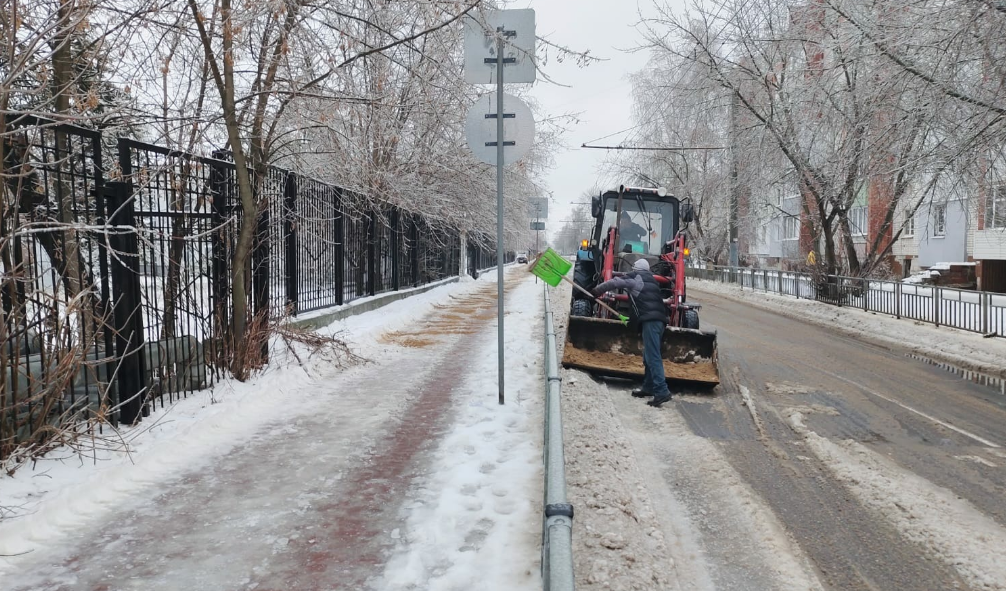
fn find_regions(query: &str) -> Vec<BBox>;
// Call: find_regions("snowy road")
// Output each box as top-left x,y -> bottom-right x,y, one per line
0,269 -> 544,591
554,282 -> 1006,591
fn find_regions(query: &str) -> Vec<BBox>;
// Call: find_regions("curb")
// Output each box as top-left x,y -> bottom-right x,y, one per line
542,285 -> 575,591
289,277 -> 460,331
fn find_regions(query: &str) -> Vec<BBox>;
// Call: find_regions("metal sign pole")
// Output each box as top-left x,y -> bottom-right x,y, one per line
534,227 -> 539,284
496,29 -> 505,406
464,10 -> 535,407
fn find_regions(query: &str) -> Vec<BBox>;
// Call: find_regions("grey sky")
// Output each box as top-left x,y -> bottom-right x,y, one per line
525,0 -> 669,239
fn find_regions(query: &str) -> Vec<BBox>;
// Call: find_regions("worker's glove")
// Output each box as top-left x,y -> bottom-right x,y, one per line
591,287 -> 603,297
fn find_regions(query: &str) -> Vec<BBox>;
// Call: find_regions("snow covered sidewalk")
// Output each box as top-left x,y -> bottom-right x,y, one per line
0,269 -> 544,591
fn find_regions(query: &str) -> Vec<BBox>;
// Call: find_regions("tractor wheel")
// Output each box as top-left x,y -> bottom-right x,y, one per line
683,309 -> 700,330
571,299 -> 593,317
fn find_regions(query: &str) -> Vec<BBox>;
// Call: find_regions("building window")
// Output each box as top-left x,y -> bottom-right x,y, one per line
849,206 -> 867,236
934,204 -> 946,237
903,212 -> 915,237
990,186 -> 1006,229
783,215 -> 799,240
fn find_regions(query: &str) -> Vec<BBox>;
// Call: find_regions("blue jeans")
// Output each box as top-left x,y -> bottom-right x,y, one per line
641,321 -> 670,398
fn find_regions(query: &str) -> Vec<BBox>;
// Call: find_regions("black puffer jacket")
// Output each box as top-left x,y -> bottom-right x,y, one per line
592,271 -> 668,324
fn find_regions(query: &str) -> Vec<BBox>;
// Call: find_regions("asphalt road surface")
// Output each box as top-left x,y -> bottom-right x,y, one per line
559,284 -> 1006,591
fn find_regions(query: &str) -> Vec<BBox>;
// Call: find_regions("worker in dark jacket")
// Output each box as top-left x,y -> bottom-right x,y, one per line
592,258 -> 673,407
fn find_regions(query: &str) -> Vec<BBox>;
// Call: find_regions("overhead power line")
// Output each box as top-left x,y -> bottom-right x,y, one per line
581,144 -> 727,151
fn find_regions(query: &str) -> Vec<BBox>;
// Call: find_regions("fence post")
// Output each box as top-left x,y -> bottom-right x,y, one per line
982,292 -> 989,334
896,281 -> 902,319
411,218 -> 420,287
104,181 -> 147,425
863,279 -> 870,312
392,207 -> 401,291
253,185 -> 270,363
934,287 -> 941,328
334,188 -> 345,305
208,155 -> 231,366
284,172 -> 298,313
367,209 -> 376,296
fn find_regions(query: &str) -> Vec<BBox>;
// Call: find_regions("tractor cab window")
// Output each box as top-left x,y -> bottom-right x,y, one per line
602,198 -> 677,255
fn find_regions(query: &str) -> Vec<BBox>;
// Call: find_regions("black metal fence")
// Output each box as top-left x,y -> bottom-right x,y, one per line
1,115 -> 112,459
687,265 -> 1006,336
1,116 -> 501,459
265,174 -> 468,316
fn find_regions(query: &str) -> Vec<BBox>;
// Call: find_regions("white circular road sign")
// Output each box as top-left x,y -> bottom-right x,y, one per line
465,93 -> 535,166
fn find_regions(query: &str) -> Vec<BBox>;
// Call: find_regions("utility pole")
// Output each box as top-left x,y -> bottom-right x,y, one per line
729,90 -> 740,268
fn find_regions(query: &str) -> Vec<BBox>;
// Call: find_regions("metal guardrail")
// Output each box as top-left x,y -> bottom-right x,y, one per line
542,285 -> 575,591
687,265 -> 1006,336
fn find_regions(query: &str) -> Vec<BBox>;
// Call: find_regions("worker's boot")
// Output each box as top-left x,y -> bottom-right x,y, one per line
647,394 -> 674,408
631,389 -> 651,398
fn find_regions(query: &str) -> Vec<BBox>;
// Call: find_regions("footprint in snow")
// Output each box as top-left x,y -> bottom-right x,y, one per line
458,518 -> 495,552
493,498 -> 516,515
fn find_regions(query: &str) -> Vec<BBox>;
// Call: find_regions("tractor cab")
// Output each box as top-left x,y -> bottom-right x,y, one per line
595,187 -> 681,257
575,186 -> 694,287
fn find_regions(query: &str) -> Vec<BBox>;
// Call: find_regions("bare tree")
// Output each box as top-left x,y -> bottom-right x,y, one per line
639,0 -> 961,276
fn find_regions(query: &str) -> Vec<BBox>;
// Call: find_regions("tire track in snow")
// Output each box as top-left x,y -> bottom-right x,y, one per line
614,392 -> 826,591
786,410 -> 1006,591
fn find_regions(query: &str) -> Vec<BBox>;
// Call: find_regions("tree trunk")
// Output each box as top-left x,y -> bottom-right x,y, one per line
822,220 -> 838,276
51,0 -> 100,345
839,214 -> 862,276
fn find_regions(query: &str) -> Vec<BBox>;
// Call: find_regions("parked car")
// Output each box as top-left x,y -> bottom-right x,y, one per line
516,255 -> 528,264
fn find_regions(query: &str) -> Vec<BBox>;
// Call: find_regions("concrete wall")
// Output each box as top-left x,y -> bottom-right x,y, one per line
918,200 -> 969,267
764,196 -> 803,264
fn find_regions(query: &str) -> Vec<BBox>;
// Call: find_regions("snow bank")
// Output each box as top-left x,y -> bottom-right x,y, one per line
903,270 -> 938,284
929,261 -> 976,271
374,274 -> 544,591
690,279 -> 1006,379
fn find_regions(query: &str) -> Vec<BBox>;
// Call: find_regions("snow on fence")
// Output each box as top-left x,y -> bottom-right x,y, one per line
687,266 -> 1006,336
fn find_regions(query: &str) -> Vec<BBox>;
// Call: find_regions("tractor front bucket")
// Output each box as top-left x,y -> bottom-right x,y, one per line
562,317 -> 720,387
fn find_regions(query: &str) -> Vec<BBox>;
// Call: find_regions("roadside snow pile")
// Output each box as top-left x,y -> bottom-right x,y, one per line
0,275 -> 494,557
903,269 -> 939,284
548,283 -> 679,591
902,261 -> 976,284
374,274 -> 544,591
690,279 -> 1006,379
